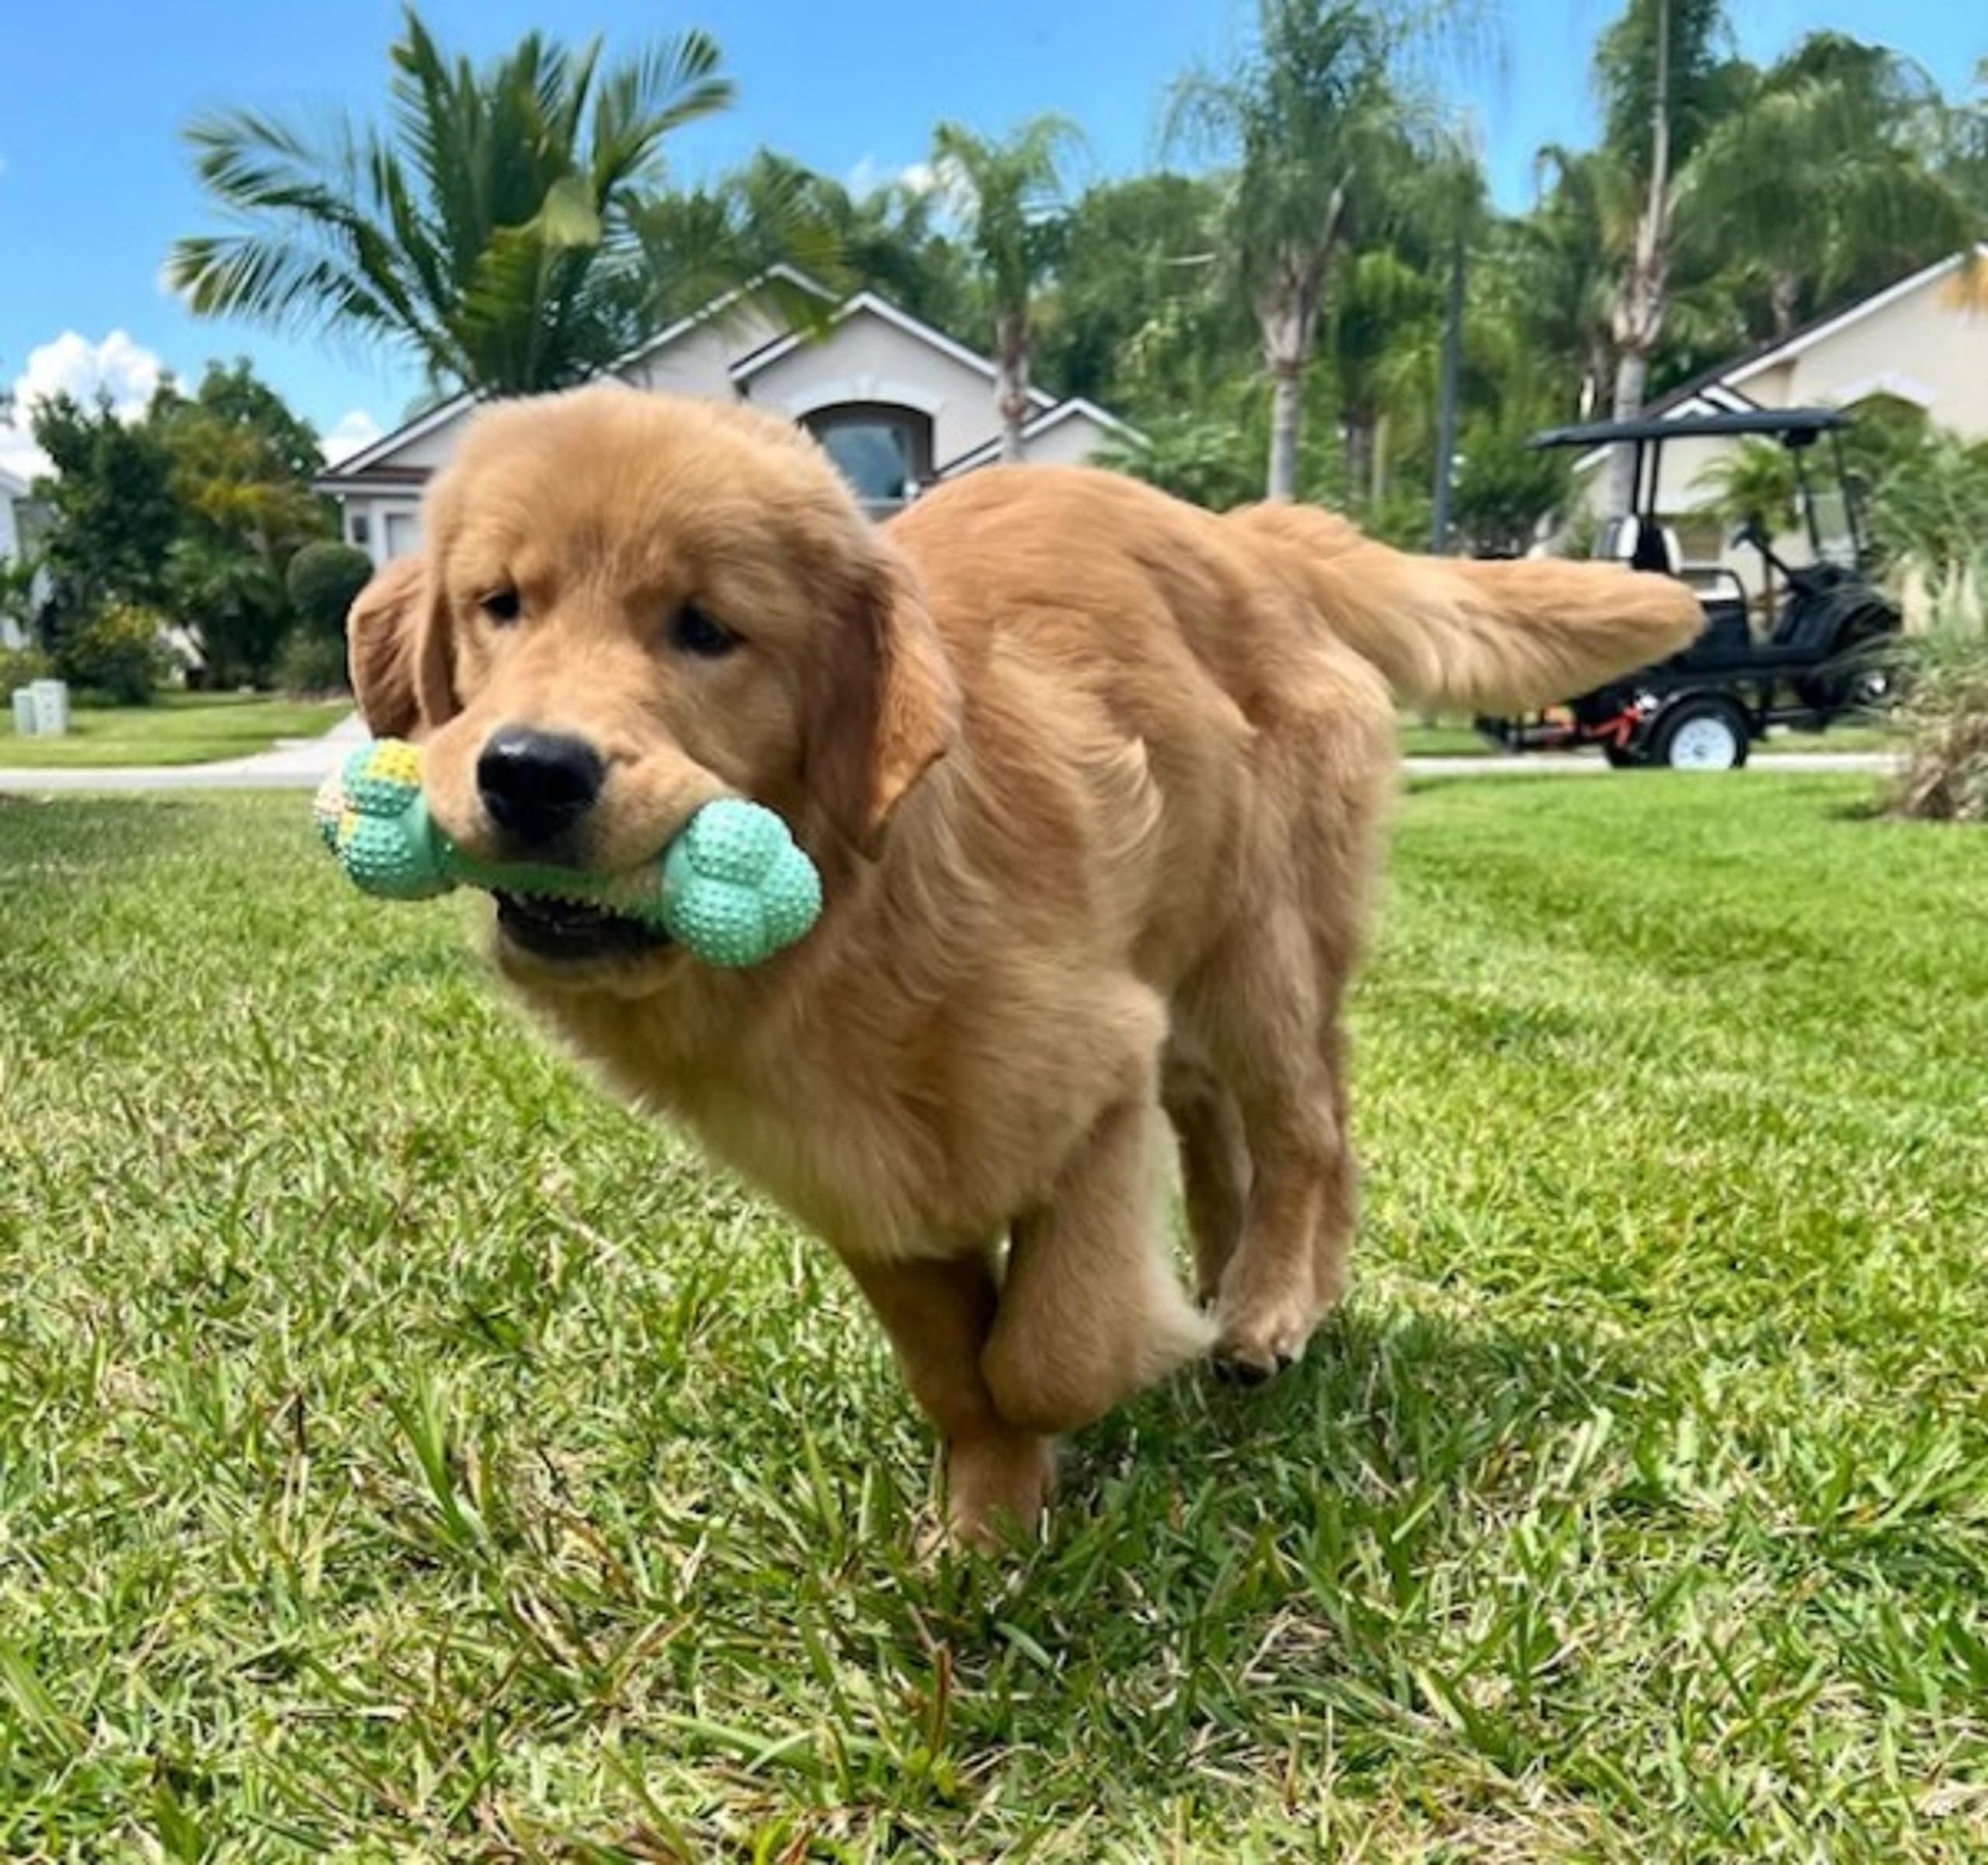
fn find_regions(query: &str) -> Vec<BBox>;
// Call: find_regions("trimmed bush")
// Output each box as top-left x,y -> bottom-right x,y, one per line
276,627 -> 353,696
287,542 -> 374,641
57,604 -> 169,704
0,642 -> 53,698
1891,623 -> 1988,823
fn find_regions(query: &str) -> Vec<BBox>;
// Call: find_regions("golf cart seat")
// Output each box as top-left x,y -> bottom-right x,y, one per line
1598,514 -> 1678,578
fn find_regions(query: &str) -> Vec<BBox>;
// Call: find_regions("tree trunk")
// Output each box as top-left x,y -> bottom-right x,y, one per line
1343,413 -> 1375,509
1607,347 -> 1650,517
1607,0 -> 1672,519
1770,271 -> 1800,339
995,310 -> 1030,464
1430,234 -> 1466,554
1259,266 -> 1321,504
1267,361 -> 1305,503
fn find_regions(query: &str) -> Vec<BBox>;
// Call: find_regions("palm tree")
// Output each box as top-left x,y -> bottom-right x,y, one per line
166,9 -> 735,397
1690,437 -> 1800,540
930,116 -> 1083,463
1678,36 -> 1981,340
1519,148 -> 1627,422
1166,2 -> 1448,502
1587,0 -> 1744,513
623,152 -> 850,335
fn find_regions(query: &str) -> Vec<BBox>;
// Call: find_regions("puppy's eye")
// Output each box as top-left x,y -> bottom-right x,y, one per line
478,586 -> 522,625
671,604 -> 739,658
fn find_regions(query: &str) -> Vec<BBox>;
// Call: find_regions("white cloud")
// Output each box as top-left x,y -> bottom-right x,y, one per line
0,424 -> 47,487
846,155 -> 943,201
321,407 -> 383,465
1,329 -> 171,485
12,329 -> 166,424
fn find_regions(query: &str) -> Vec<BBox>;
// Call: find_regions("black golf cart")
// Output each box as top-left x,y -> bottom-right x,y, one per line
1474,406 -> 1899,769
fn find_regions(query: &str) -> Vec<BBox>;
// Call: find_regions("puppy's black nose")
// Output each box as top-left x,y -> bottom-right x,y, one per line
476,728 -> 605,849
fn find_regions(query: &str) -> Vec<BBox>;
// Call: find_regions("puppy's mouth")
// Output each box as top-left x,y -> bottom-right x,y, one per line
493,891 -> 672,964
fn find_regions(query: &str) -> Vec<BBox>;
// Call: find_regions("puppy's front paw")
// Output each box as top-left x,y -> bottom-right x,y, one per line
1211,1285 -> 1322,1384
941,1429 -> 1056,1551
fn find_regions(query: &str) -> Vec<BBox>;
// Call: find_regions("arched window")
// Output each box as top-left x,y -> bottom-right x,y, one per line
803,404 -> 933,518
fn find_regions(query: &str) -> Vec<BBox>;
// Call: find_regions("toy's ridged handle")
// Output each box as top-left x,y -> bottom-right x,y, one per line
315,740 -> 822,968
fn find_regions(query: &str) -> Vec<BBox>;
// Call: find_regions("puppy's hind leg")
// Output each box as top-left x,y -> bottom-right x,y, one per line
1195,916 -> 1357,1384
1163,1052 -> 1252,1308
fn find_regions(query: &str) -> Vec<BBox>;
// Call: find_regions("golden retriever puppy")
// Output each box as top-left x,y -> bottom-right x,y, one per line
347,384 -> 1698,1544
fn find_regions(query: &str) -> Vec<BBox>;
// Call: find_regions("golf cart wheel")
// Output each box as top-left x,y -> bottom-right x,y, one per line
1650,698 -> 1750,771
1603,743 -> 1642,769
1844,664 -> 1895,711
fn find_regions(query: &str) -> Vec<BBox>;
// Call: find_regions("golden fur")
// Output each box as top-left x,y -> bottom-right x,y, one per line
349,384 -> 1701,1543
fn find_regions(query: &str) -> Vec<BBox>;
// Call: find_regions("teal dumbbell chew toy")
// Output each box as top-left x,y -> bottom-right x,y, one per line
314,739 -> 822,968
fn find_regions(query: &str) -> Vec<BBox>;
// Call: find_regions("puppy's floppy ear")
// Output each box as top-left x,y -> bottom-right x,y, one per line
805,548 -> 961,856
346,555 -> 457,740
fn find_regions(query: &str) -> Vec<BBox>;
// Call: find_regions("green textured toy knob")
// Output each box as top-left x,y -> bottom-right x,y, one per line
661,799 -> 825,968
314,740 -> 822,968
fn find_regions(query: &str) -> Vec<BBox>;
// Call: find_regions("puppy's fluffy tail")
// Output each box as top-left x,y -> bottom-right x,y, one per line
1225,503 -> 1704,714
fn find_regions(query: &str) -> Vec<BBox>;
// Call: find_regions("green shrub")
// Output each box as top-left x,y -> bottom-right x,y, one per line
286,542 -> 374,640
0,641 -> 53,698
1890,618 -> 1988,823
276,627 -> 353,696
56,603 -> 169,704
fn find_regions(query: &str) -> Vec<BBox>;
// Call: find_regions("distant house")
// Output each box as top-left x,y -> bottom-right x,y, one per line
315,269 -> 1137,565
1568,245 -> 1988,575
0,464 -> 47,652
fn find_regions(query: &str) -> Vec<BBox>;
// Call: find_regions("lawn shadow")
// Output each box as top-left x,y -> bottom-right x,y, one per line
1076,1295 -> 1641,1516
937,1294 -> 1653,1675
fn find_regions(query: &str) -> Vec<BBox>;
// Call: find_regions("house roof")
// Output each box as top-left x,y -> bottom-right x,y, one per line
727,291 -> 1058,413
1569,245 -> 1987,477
321,263 -> 837,483
613,263 -> 833,377
1643,245 -> 1986,423
936,398 -> 1140,477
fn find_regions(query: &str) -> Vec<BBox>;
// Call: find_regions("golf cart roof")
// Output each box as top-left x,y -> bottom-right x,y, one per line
1529,406 -> 1851,450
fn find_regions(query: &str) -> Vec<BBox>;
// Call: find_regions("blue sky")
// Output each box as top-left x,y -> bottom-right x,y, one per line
0,0 -> 1979,478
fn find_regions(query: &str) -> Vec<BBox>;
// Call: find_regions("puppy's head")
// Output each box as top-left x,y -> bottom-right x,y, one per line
346,384 -> 959,991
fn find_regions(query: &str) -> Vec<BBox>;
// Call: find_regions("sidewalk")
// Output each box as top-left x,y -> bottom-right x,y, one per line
0,722 -> 1901,794
0,711 -> 368,794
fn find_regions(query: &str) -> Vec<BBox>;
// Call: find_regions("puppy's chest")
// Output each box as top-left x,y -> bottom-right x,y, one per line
554,982 -> 1118,1262
563,995 -> 974,1255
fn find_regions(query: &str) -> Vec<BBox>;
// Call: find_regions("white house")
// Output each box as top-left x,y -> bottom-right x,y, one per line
1569,245 -> 1988,575
315,269 -> 1138,564
0,464 -> 44,651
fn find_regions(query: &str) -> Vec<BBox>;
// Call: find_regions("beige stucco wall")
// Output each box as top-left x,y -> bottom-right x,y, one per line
620,309 -> 777,400
389,408 -> 478,471
1020,412 -> 1117,469
742,309 -> 1004,469
342,492 -> 425,568
1750,273 -> 1988,436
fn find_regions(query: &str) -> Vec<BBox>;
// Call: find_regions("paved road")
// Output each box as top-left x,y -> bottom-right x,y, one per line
1404,749 -> 1901,776
0,718 -> 1900,794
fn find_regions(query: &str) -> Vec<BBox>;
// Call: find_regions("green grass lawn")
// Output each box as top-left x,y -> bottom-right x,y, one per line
2,776 -> 1983,1859
0,692 -> 347,769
